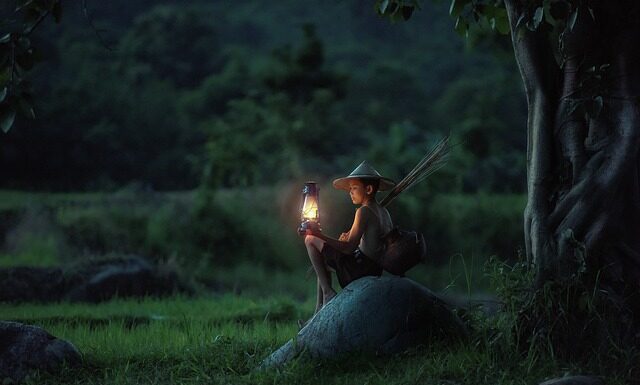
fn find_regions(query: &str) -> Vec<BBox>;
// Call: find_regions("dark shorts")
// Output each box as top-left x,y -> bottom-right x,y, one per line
321,244 -> 383,289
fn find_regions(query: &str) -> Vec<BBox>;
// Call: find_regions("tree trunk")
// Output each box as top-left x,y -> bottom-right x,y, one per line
504,1 -> 640,299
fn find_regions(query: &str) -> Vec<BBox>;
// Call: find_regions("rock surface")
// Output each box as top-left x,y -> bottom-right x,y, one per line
0,256 -> 190,303
261,276 -> 468,368
0,321 -> 81,382
539,376 -> 604,385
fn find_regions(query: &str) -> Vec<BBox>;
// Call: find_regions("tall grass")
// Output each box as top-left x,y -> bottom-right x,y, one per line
2,294 -> 625,385
2,253 -> 635,385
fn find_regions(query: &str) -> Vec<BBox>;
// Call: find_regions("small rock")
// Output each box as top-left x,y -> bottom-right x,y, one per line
0,321 -> 81,383
261,276 -> 468,368
539,375 -> 604,385
64,256 -> 184,302
0,267 -> 64,302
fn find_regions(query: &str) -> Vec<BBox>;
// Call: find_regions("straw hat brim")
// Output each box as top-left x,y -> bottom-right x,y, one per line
332,175 -> 396,191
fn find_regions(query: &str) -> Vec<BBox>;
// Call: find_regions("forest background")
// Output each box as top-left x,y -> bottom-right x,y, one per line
6,1 -> 622,383
0,0 -> 528,299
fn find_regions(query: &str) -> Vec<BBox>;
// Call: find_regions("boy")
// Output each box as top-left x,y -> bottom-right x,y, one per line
304,161 -> 395,314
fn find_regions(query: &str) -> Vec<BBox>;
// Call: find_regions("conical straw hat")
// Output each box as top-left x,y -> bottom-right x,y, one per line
332,161 -> 395,191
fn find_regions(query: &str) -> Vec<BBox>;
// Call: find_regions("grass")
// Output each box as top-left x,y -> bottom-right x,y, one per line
0,294 -> 627,385
0,190 -> 631,384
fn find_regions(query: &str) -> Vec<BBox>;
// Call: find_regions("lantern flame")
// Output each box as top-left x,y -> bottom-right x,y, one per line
301,195 -> 319,221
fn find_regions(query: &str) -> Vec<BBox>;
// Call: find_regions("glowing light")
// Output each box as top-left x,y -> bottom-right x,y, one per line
301,195 -> 319,221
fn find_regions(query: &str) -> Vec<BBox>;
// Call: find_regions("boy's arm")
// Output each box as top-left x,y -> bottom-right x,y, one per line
310,207 -> 368,254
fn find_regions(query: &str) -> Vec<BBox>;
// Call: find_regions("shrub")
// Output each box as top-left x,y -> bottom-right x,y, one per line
392,193 -> 526,264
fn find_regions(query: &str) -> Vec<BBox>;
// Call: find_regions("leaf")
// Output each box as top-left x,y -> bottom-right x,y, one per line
449,0 -> 463,16
494,11 -> 510,34
454,17 -> 468,37
532,7 -> 544,29
0,87 -> 6,103
588,7 -> 595,20
390,4 -> 405,22
378,0 -> 399,19
515,13 -> 526,30
0,104 -> 16,133
378,0 -> 390,14
568,7 -> 578,31
0,34 -> 11,44
543,0 -> 558,26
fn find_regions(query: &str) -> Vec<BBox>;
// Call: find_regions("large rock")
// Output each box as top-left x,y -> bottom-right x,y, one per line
0,321 -> 81,382
0,256 -> 191,303
261,276 -> 468,368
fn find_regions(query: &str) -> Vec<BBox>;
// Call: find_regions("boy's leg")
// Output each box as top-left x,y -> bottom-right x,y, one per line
305,235 -> 336,305
315,279 -> 323,313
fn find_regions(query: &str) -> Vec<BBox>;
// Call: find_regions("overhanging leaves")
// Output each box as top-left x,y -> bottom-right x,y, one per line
0,104 -> 16,133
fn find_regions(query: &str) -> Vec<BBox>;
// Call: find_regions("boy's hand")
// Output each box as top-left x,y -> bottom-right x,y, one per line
339,232 -> 349,241
305,227 -> 322,237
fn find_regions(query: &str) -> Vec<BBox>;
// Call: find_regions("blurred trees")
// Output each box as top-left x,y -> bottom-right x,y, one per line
202,25 -> 350,187
0,0 -> 526,194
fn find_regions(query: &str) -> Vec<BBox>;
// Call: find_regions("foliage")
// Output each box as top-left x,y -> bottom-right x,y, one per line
201,25 -> 350,188
391,192 -> 526,264
0,188 -> 528,294
1,0 -> 526,193
485,253 -> 640,379
0,0 -> 61,133
117,5 -> 222,88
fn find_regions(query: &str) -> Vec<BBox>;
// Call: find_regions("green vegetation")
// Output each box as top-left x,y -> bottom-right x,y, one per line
1,189 -> 635,384
0,188 -> 524,293
1,0 -> 526,193
0,260 -> 630,385
5,1 -> 632,383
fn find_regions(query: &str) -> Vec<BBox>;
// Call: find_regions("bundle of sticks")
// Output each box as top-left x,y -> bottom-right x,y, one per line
380,134 -> 451,208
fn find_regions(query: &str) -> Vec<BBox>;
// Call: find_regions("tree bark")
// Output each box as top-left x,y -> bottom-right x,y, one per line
504,0 -> 640,296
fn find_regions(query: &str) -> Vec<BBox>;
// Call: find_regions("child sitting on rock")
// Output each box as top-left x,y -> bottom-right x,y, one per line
304,161 -> 395,314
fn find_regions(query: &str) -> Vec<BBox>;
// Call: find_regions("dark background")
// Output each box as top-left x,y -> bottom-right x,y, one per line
1,0 -> 528,292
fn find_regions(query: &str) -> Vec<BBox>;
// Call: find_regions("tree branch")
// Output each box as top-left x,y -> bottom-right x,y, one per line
81,0 -> 114,51
24,9 -> 50,36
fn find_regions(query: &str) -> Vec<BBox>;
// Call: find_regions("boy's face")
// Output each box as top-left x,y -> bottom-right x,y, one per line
349,179 -> 369,205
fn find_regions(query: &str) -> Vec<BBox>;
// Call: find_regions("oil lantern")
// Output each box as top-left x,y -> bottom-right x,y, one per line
298,181 -> 321,234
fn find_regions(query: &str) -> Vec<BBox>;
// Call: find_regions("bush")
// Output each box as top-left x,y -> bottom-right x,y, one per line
484,253 -> 640,380
57,206 -> 149,255
391,193 -> 526,264
2,189 -> 527,290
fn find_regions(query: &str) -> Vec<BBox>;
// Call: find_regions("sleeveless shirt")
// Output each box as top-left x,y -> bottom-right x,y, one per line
358,204 -> 393,260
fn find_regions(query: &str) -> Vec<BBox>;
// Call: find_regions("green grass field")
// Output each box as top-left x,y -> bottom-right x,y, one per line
0,190 -> 632,384
1,294 -> 627,385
